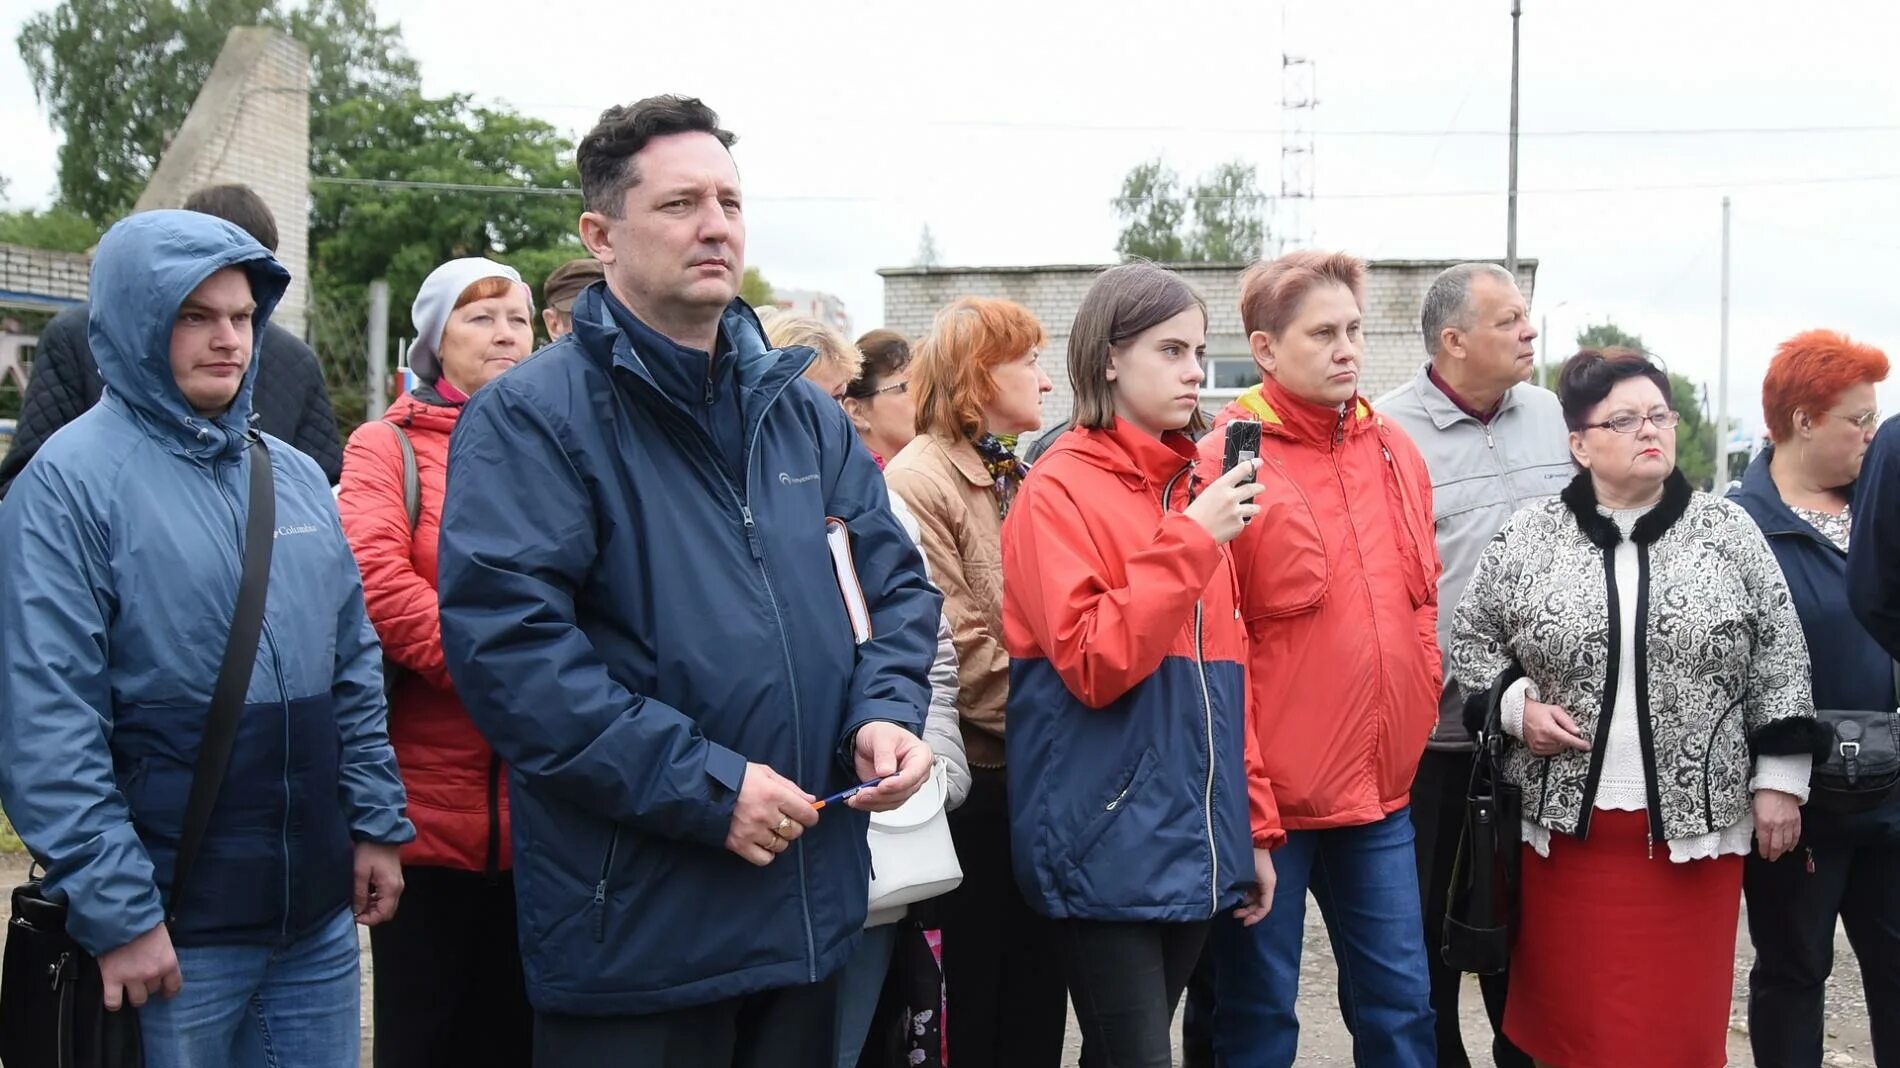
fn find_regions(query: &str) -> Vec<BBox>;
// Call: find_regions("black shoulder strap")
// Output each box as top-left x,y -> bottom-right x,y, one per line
387,423 -> 420,532
166,437 -> 275,926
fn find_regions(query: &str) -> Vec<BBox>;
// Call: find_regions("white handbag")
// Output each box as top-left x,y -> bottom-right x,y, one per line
866,759 -> 963,914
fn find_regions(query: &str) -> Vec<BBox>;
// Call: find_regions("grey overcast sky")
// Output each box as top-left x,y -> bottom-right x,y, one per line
4,0 -> 1898,430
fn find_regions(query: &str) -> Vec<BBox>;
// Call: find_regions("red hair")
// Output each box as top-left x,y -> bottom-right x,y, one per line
911,297 -> 1047,439
1239,249 -> 1367,336
1762,329 -> 1889,442
454,275 -> 526,309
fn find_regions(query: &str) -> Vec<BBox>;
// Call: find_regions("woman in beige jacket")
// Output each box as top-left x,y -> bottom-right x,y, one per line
886,296 -> 1064,1067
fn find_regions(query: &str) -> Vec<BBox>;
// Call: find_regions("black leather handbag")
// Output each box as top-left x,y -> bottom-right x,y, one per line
0,437 -> 276,1068
1441,663 -> 1526,976
1810,663 -> 1900,814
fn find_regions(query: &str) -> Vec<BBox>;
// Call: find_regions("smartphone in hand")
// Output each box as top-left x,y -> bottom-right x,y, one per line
1223,421 -> 1263,483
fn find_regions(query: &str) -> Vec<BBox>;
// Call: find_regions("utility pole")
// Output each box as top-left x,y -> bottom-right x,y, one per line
1506,0 -> 1522,277
1715,196 -> 1732,486
366,279 -> 390,421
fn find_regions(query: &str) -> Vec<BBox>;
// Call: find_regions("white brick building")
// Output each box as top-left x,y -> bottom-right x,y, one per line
880,260 -> 1538,425
132,27 -> 310,335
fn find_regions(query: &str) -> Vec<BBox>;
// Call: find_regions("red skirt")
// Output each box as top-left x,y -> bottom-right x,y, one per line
1505,808 -> 1741,1068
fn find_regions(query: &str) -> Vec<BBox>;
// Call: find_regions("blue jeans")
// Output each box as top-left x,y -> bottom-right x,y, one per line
834,923 -> 898,1068
1210,807 -> 1434,1068
139,906 -> 360,1068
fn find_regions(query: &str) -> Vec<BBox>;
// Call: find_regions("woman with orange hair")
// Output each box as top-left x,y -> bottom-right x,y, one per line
885,297 -> 1066,1066
1731,329 -> 1899,1067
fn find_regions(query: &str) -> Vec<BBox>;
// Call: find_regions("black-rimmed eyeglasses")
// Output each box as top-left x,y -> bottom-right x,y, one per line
1584,410 -> 1682,434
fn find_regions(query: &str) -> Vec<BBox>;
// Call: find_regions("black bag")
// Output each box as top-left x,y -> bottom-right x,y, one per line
0,437 -> 277,1068
856,920 -> 944,1068
1442,663 -> 1525,976
1810,662 -> 1900,813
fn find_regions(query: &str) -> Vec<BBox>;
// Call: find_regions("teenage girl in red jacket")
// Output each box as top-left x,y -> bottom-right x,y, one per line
1003,263 -> 1274,1067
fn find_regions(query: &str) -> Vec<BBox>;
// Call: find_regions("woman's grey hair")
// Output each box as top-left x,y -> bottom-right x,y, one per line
1419,262 -> 1517,358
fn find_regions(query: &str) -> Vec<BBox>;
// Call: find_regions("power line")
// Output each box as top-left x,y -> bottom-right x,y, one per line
489,102 -> 1900,140
309,176 -> 864,201
1121,172 -> 1900,202
930,121 -> 1900,139
314,171 -> 1900,203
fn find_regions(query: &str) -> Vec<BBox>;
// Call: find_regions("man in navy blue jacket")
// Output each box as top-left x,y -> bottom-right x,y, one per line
436,96 -> 940,1067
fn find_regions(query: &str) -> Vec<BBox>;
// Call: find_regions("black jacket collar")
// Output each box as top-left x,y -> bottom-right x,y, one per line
1561,467 -> 1693,549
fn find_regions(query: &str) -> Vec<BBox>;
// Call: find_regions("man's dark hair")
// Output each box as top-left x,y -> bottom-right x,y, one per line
181,184 -> 279,253
577,95 -> 737,217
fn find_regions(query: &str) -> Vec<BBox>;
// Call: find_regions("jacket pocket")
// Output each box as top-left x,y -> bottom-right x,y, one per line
590,827 -> 620,943
1067,747 -> 1160,871
1375,435 -> 1435,608
1242,461 -> 1329,620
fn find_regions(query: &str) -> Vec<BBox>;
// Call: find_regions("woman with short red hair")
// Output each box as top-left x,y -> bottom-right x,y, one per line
1198,250 -> 1443,1065
1730,329 -> 1900,1067
885,297 -> 1068,1065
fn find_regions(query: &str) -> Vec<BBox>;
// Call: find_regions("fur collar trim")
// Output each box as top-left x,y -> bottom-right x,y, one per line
1560,468 -> 1693,549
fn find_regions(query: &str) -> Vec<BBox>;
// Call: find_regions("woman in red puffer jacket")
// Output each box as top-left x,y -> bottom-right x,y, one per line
338,257 -> 540,1067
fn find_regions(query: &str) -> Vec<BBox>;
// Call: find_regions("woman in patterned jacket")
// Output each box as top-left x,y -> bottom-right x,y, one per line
1451,346 -> 1821,1068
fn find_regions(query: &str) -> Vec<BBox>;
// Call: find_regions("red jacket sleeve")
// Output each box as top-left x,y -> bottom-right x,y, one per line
338,423 -> 453,691
1244,692 -> 1286,849
1003,472 -> 1224,710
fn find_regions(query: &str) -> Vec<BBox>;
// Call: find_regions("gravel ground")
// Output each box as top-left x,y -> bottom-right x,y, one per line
1052,890 -> 1876,1066
0,855 -> 1873,1066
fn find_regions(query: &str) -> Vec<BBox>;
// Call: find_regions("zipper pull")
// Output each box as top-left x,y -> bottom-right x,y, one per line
739,505 -> 764,562
1805,847 -> 1816,874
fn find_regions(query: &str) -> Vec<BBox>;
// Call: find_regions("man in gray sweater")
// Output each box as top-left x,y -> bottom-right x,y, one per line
1376,262 -> 1572,1068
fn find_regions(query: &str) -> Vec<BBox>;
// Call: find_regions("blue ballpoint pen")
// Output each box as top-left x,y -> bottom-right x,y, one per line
811,777 -> 886,812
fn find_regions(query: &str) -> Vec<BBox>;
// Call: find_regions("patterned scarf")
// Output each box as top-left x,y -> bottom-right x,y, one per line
972,433 -> 1029,516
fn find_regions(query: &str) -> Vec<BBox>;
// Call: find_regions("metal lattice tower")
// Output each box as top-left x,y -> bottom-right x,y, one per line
1278,45 -> 1317,254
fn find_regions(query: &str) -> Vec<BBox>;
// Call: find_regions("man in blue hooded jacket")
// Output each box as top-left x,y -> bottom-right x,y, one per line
0,211 -> 413,1068
436,96 -> 940,1066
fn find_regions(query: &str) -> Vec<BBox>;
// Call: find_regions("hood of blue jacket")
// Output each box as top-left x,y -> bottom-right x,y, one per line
88,210 -> 290,458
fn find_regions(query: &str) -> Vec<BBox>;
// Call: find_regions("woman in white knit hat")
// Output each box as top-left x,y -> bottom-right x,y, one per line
337,258 -> 538,1067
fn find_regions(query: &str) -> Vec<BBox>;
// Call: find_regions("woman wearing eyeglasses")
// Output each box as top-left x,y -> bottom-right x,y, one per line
845,329 -> 919,467
1731,331 -> 1900,1067
1450,346 -> 1821,1068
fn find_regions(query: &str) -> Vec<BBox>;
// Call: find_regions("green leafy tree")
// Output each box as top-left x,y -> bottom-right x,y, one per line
1113,158 -> 1187,262
307,90 -> 579,429
1558,320 -> 1726,488
0,204 -> 101,251
1187,161 -> 1266,262
1576,321 -> 1646,353
1115,157 -> 1267,263
740,267 -> 775,309
17,0 -> 418,224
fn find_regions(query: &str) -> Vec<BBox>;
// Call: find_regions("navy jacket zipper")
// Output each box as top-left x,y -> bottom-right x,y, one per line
614,348 -> 824,978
